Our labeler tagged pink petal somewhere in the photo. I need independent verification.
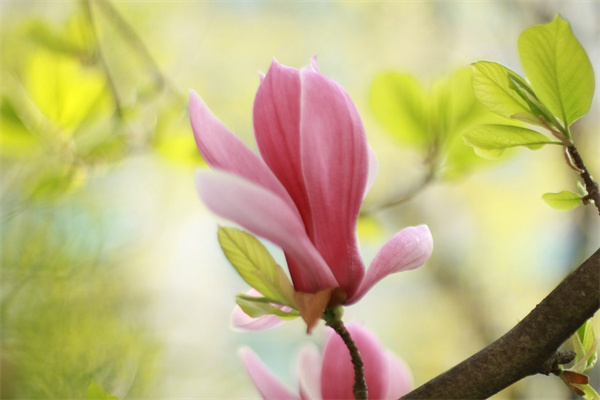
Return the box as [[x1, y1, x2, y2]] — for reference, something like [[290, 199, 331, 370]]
[[195, 169, 338, 293], [349, 225, 433, 304], [320, 323, 390, 400], [300, 67, 369, 298], [239, 347, 300, 400], [297, 344, 322, 400], [383, 352, 413, 399], [189, 90, 293, 208], [253, 61, 315, 240], [231, 290, 285, 331], [231, 304, 284, 331]]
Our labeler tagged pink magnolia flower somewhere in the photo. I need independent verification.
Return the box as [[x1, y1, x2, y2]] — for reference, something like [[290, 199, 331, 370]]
[[239, 323, 413, 400], [190, 58, 433, 324]]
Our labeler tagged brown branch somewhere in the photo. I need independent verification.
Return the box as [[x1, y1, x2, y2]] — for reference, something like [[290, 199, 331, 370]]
[[402, 247, 600, 399], [566, 145, 600, 215]]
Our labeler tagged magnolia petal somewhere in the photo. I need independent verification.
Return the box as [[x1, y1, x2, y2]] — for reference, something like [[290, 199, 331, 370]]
[[195, 169, 337, 293], [231, 290, 285, 331], [239, 347, 300, 400], [320, 323, 390, 400], [253, 61, 314, 236], [299, 67, 369, 297], [383, 352, 413, 399], [349, 225, 433, 304], [189, 90, 293, 208], [231, 304, 284, 331], [297, 344, 322, 400]]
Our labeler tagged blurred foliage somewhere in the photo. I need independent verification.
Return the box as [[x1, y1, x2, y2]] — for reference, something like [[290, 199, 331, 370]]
[[0, 0, 201, 205], [370, 67, 514, 185], [1, 206, 159, 398], [0, 0, 201, 397]]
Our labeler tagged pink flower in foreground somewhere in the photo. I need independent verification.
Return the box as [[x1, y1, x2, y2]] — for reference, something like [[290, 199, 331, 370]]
[[240, 323, 413, 400], [191, 58, 433, 325]]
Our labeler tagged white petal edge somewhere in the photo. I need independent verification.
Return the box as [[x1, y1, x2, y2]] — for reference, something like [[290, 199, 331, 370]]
[[297, 344, 322, 400]]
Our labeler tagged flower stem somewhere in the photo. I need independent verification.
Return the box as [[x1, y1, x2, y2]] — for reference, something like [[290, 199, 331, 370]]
[[323, 307, 368, 400], [565, 145, 600, 215]]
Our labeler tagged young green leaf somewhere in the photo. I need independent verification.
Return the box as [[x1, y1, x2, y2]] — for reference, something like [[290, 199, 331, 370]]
[[85, 381, 119, 400], [463, 124, 559, 159], [235, 295, 299, 320], [574, 320, 599, 372], [471, 62, 537, 123], [580, 383, 600, 400], [370, 72, 429, 148], [27, 50, 110, 134], [541, 191, 582, 210], [518, 15, 595, 128], [218, 227, 296, 307]]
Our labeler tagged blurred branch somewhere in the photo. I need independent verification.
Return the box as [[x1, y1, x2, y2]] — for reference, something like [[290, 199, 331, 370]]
[[81, 0, 124, 119], [402, 247, 600, 399], [92, 0, 184, 100]]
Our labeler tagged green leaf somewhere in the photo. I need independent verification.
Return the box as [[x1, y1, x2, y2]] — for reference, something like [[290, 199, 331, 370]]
[[581, 383, 600, 400], [0, 97, 41, 158], [518, 15, 595, 127], [463, 124, 559, 159], [235, 295, 299, 320], [218, 227, 296, 307], [27, 50, 110, 135], [507, 74, 556, 126], [370, 72, 429, 147], [85, 381, 119, 399], [542, 191, 583, 211], [472, 62, 537, 123], [574, 320, 599, 372]]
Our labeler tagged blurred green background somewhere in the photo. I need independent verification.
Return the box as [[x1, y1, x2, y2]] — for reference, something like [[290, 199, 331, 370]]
[[1, 1, 598, 398]]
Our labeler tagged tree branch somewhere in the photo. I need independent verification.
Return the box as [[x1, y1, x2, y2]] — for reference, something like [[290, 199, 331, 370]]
[[402, 247, 600, 399], [566, 145, 600, 215]]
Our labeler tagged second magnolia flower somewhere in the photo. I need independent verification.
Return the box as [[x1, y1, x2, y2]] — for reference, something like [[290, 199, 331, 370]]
[[190, 58, 433, 314]]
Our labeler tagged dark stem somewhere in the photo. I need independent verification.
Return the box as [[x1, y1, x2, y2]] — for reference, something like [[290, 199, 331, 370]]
[[324, 308, 368, 400], [402, 247, 600, 399], [566, 145, 600, 215]]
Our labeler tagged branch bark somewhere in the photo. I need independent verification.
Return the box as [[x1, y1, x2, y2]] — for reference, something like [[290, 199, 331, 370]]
[[402, 247, 600, 399]]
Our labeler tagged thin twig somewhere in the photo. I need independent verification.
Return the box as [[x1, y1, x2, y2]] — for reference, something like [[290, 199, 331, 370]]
[[566, 145, 600, 215]]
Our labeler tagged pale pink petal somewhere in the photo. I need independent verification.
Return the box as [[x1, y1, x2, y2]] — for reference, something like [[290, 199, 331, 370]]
[[297, 344, 322, 400], [231, 304, 284, 331], [231, 290, 285, 331], [239, 347, 300, 400], [196, 169, 338, 293], [253, 61, 314, 238], [310, 55, 320, 72], [300, 68, 369, 298], [320, 324, 390, 400], [364, 145, 379, 199], [349, 225, 433, 304], [383, 352, 413, 399], [189, 90, 294, 208]]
